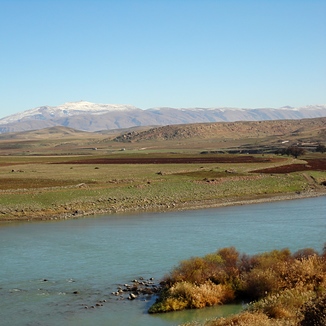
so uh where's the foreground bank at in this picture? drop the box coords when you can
[150,246,326,326]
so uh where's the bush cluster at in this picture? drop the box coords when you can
[149,246,326,325]
[148,281,234,313]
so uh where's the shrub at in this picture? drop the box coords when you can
[242,267,280,300]
[300,292,326,326]
[216,247,240,269]
[149,296,189,313]
[238,249,292,300]
[249,288,315,320]
[293,248,319,260]
[167,256,211,284]
[282,255,326,291]
[253,249,292,269]
[148,281,235,313]
[239,253,257,273]
[215,247,240,280]
[165,247,241,287]
[150,245,326,323]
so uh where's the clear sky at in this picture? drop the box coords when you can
[1,0,325,119]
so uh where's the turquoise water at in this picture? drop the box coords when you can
[0,196,325,325]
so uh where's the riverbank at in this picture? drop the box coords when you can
[1,188,325,222]
[164,189,326,212]
[1,153,325,222]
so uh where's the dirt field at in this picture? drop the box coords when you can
[56,155,283,165]
[253,158,326,173]
[56,156,326,174]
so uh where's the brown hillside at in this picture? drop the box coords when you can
[113,118,326,143]
[0,126,91,140]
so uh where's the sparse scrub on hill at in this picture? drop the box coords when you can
[150,246,326,326]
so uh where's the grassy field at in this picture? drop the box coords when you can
[0,150,325,221]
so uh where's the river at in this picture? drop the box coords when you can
[0,196,325,326]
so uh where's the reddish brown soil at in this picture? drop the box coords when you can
[55,156,326,173]
[56,156,282,165]
[253,159,326,174]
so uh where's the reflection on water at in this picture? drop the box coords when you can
[0,196,325,325]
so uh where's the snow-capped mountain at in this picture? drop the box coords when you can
[0,101,325,133]
[0,101,138,124]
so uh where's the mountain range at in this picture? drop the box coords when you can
[0,101,325,134]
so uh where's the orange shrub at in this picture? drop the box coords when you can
[150,245,326,323]
[149,281,235,313]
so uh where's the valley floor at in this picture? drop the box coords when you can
[1,154,325,222]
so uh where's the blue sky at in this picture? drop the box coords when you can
[1,0,325,118]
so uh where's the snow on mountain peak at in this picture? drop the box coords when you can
[0,102,325,133]
[56,101,137,113]
[0,101,138,124]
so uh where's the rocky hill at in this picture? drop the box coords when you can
[113,117,326,144]
[0,117,325,156]
[0,101,325,133]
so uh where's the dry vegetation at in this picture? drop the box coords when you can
[150,246,326,326]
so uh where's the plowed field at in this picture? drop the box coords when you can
[56,156,282,165]
[253,159,326,173]
[55,156,326,173]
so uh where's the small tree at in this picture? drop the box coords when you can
[284,146,305,158]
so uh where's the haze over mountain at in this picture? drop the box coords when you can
[0,101,325,134]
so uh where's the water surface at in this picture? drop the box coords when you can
[0,196,325,325]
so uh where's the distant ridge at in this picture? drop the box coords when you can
[113,117,326,143]
[0,101,325,133]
